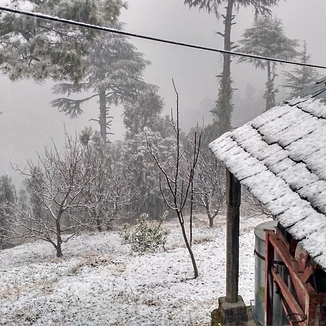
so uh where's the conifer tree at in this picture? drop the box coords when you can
[0,0,127,82]
[123,88,164,139]
[283,41,320,98]
[0,1,149,142]
[51,29,149,142]
[184,0,281,134]
[122,89,175,219]
[0,175,16,249]
[238,16,298,111]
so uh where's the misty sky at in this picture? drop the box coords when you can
[1,0,326,186]
[120,0,326,112]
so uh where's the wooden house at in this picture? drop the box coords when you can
[209,79,326,325]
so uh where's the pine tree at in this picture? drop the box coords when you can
[283,41,320,98]
[121,88,176,219]
[0,175,16,249]
[25,167,45,222]
[51,28,149,142]
[0,1,149,142]
[0,0,127,82]
[238,16,298,111]
[0,175,16,204]
[123,88,164,139]
[184,0,281,134]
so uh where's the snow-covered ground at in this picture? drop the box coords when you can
[0,215,269,326]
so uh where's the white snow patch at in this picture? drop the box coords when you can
[0,216,267,325]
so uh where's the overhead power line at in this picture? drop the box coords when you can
[1,6,326,70]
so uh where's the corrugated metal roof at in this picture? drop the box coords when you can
[209,82,326,268]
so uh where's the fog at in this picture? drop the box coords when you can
[1,0,326,186]
[120,0,326,111]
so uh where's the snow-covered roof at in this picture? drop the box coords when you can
[209,95,326,268]
[298,77,326,100]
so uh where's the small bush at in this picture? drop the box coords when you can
[119,212,169,253]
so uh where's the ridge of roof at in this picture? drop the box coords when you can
[296,77,326,101]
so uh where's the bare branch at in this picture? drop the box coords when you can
[10,132,105,257]
[146,80,200,278]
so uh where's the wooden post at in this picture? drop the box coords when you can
[225,168,241,303]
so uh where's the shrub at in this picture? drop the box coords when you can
[119,212,169,253]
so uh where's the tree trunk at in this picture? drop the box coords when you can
[204,195,214,228]
[99,86,107,142]
[179,217,199,279]
[266,61,271,111]
[189,179,194,245]
[206,207,215,228]
[0,234,3,250]
[56,218,63,258]
[107,200,118,231]
[96,217,102,232]
[267,60,271,86]
[264,61,276,111]
[223,0,233,82]
[214,0,234,135]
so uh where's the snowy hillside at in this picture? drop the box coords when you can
[0,215,268,325]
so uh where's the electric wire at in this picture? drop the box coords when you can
[0,5,326,70]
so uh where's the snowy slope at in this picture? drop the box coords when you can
[0,215,268,326]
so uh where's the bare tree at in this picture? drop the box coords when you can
[12,133,102,257]
[79,130,137,231]
[147,80,201,279]
[194,153,225,227]
[240,186,272,218]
